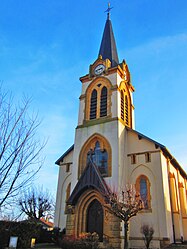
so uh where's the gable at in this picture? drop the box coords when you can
[67,161,110,205]
[127,128,187,179]
[127,128,162,153]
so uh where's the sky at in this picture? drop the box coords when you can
[0,0,187,198]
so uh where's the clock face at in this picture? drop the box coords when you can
[94,64,105,75]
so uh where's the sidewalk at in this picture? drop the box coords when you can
[35,243,61,249]
[165,244,187,249]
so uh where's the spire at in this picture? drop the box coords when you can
[98,4,119,67]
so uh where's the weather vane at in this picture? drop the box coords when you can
[105,2,113,19]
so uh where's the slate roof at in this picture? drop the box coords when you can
[40,218,54,228]
[98,14,119,67]
[55,144,74,165]
[67,160,110,205]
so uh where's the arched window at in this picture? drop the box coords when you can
[121,90,124,121]
[125,95,129,126]
[136,175,151,209]
[65,183,71,213]
[169,173,179,212]
[86,141,108,177]
[90,89,97,119]
[85,77,112,121]
[79,134,112,178]
[178,183,187,217]
[140,178,148,208]
[120,87,131,127]
[100,87,107,117]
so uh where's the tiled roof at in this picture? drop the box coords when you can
[40,218,53,227]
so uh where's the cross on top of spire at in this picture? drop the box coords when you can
[105,2,113,19]
[99,2,119,67]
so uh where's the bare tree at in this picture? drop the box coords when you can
[141,224,154,249]
[0,86,45,208]
[105,185,143,249]
[19,187,54,220]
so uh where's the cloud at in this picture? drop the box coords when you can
[123,33,187,56]
[120,33,187,170]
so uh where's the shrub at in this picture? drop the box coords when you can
[0,220,41,249]
[140,224,154,249]
[60,232,99,249]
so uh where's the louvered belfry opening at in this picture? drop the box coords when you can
[90,89,97,119]
[125,95,129,125]
[121,90,124,121]
[100,86,107,117]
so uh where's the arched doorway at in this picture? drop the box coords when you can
[86,199,103,241]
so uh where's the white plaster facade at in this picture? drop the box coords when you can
[54,15,187,249]
[54,64,187,247]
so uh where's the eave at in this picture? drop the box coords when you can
[55,144,74,165]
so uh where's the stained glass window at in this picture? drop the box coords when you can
[87,141,108,176]
[140,178,148,209]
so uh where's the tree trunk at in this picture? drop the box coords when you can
[124,221,129,249]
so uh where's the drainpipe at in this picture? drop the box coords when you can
[167,157,176,244]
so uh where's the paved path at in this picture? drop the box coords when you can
[165,244,187,249]
[35,243,61,249]
[34,242,187,249]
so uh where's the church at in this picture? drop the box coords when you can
[54,9,187,249]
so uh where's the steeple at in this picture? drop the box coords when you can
[98,6,119,67]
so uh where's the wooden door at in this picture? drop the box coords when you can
[86,199,103,241]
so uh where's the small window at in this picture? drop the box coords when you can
[66,163,70,172]
[90,89,97,119]
[145,153,151,163]
[131,154,136,164]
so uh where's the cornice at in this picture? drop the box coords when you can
[76,117,119,129]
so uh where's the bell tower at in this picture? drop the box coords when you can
[77,10,135,129]
[71,9,135,189]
